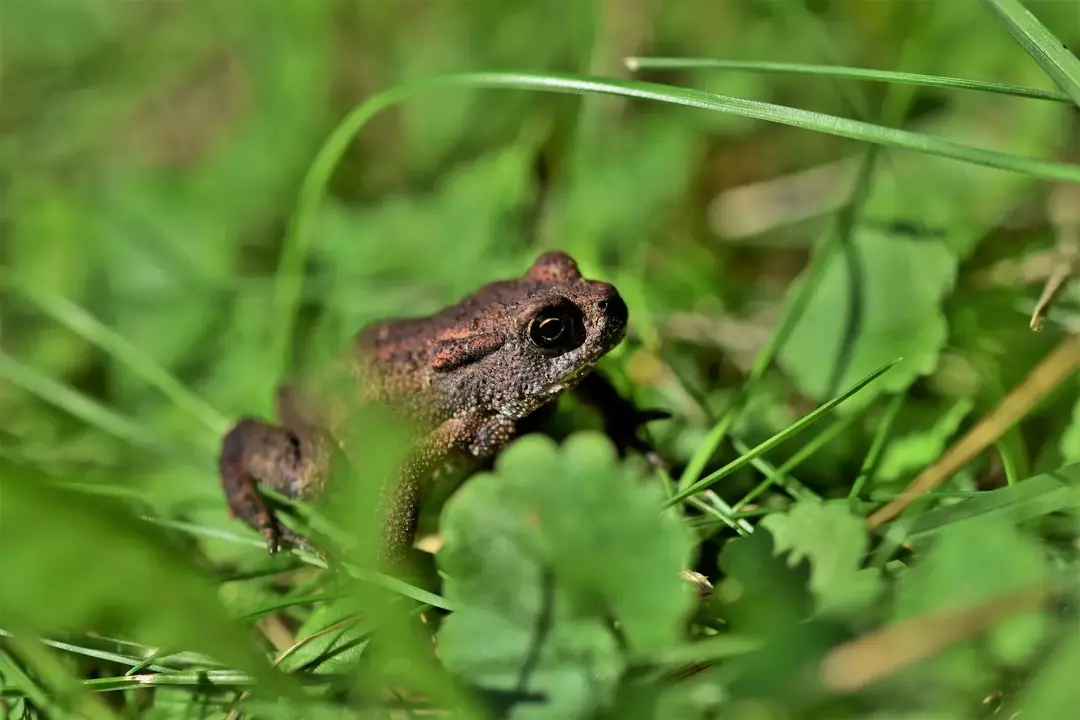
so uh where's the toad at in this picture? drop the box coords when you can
[219,251,666,564]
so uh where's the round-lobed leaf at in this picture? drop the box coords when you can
[436,432,696,719]
[760,500,883,617]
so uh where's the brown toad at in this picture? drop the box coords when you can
[218,251,664,564]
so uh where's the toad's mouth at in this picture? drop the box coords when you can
[540,354,605,398]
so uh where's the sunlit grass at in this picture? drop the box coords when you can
[4,1,1080,717]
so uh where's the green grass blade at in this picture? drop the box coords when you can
[867,490,986,501]
[733,412,859,509]
[849,391,906,503]
[0,274,229,438]
[647,635,763,666]
[731,434,818,505]
[0,648,63,715]
[0,631,173,674]
[996,437,1022,486]
[83,636,219,671]
[982,0,1080,108]
[664,360,897,508]
[420,74,1080,178]
[625,57,1073,103]
[677,148,880,494]
[273,82,421,383]
[142,516,455,611]
[675,408,739,494]
[274,73,1080,375]
[688,494,754,536]
[2,636,122,718]
[236,593,352,623]
[125,648,176,676]
[84,671,255,694]
[50,480,153,501]
[905,465,1080,541]
[0,352,174,452]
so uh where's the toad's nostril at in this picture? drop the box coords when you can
[604,293,628,327]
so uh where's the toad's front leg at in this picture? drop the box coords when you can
[218,417,332,554]
[380,413,517,564]
[220,409,516,565]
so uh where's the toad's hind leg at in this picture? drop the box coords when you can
[218,416,329,554]
[572,372,670,469]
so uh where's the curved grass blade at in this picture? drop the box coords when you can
[273,72,1080,379]
[625,57,1073,103]
[995,436,1023,486]
[664,360,897,508]
[0,273,229,438]
[983,0,1080,108]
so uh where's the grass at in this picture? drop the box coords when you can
[626,56,1078,103]
[983,0,1080,107]
[4,1,1080,718]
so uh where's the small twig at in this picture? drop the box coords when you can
[256,617,296,653]
[708,156,863,239]
[867,335,1080,528]
[1029,261,1074,331]
[1031,183,1080,331]
[820,584,1050,693]
[974,249,1063,288]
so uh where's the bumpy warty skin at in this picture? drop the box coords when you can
[219,251,630,562]
[355,251,629,430]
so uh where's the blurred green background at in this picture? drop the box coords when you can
[4,0,1080,718]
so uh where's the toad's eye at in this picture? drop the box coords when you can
[527,303,585,355]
